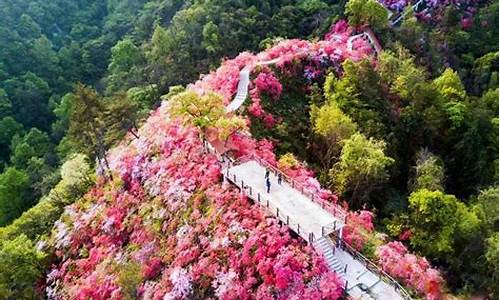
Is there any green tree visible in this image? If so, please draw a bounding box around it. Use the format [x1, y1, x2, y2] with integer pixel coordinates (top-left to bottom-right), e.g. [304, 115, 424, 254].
[485, 232, 499, 296]
[0, 89, 12, 118]
[10, 128, 52, 169]
[0, 168, 31, 226]
[168, 91, 226, 130]
[331, 132, 394, 207]
[67, 84, 104, 159]
[410, 149, 445, 192]
[433, 68, 467, 128]
[0, 117, 23, 163]
[345, 0, 388, 31]
[312, 102, 357, 169]
[407, 189, 480, 261]
[0, 234, 46, 299]
[106, 38, 145, 93]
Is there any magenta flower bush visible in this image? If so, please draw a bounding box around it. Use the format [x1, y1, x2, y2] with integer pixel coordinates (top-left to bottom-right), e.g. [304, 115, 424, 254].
[46, 113, 344, 299]
[377, 242, 444, 300]
[46, 19, 446, 300]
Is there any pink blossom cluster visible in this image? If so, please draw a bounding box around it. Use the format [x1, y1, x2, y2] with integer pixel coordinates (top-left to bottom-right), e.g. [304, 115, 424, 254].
[189, 20, 373, 127]
[341, 210, 444, 300]
[378, 0, 483, 26]
[342, 210, 375, 251]
[376, 242, 444, 300]
[248, 69, 283, 127]
[46, 109, 344, 299]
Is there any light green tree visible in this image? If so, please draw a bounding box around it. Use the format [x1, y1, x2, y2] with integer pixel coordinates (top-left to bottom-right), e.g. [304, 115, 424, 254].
[433, 68, 467, 128]
[0, 234, 46, 299]
[410, 149, 445, 192]
[331, 132, 394, 206]
[407, 189, 481, 260]
[345, 0, 388, 31]
[312, 102, 357, 168]
[0, 168, 31, 226]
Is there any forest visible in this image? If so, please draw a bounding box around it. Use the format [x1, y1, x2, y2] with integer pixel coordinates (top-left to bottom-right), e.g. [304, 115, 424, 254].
[0, 0, 497, 299]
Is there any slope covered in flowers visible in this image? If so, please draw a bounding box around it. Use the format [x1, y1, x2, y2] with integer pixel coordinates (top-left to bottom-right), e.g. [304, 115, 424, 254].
[46, 21, 445, 300]
[46, 106, 344, 299]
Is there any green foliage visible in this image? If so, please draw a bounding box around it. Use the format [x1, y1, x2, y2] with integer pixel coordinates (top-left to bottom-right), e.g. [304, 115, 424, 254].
[0, 168, 31, 226]
[0, 234, 47, 300]
[0, 117, 23, 163]
[410, 149, 445, 192]
[345, 0, 388, 31]
[485, 232, 498, 285]
[67, 84, 105, 158]
[10, 128, 52, 169]
[331, 132, 394, 207]
[0, 154, 92, 242]
[313, 103, 357, 141]
[117, 261, 143, 300]
[407, 189, 480, 260]
[311, 102, 357, 171]
[325, 61, 390, 139]
[169, 91, 225, 130]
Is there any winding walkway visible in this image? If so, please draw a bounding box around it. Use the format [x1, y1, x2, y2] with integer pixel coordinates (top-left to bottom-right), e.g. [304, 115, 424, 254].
[226, 58, 281, 112]
[219, 156, 411, 300]
[217, 31, 412, 299]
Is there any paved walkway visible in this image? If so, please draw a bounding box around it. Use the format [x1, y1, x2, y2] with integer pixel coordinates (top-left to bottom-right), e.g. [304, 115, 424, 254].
[223, 160, 344, 240]
[335, 248, 406, 300]
[222, 159, 411, 300]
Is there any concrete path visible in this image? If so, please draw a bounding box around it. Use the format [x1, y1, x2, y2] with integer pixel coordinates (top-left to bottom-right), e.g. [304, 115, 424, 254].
[226, 57, 283, 112]
[223, 159, 411, 300]
[334, 247, 407, 300]
[224, 160, 344, 240]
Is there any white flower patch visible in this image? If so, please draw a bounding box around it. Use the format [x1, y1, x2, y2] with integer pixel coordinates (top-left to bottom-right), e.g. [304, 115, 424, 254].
[212, 269, 237, 298]
[53, 220, 70, 249]
[176, 224, 191, 239]
[163, 267, 192, 300]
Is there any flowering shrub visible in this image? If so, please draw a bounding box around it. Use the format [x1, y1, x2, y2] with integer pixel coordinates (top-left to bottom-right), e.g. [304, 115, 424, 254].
[45, 18, 447, 300]
[46, 106, 344, 299]
[378, 0, 483, 24]
[189, 20, 373, 128]
[342, 210, 375, 251]
[376, 241, 444, 300]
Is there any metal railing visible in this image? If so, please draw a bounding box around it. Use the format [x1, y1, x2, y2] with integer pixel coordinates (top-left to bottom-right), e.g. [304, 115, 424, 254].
[204, 140, 414, 299]
[339, 239, 414, 300]
[237, 153, 347, 222]
[224, 166, 318, 244]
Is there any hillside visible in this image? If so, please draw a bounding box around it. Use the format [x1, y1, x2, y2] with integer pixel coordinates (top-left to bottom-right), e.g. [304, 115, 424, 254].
[0, 0, 498, 299]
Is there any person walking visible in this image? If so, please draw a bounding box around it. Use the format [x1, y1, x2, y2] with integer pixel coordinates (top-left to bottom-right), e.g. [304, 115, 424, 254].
[277, 173, 282, 185]
[266, 177, 271, 193]
[265, 169, 270, 179]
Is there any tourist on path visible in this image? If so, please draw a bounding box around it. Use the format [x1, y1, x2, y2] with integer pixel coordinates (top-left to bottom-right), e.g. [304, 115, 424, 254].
[265, 169, 270, 179]
[277, 173, 282, 185]
[266, 177, 271, 193]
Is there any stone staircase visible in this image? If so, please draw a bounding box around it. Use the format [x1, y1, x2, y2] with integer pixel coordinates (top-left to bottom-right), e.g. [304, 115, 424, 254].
[313, 236, 345, 275]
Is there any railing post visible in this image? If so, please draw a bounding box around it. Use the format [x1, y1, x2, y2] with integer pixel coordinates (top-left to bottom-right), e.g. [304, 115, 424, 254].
[266, 200, 269, 208]
[286, 216, 289, 225]
[257, 193, 261, 203]
[249, 186, 252, 195]
[322, 226, 325, 236]
[297, 224, 300, 235]
[276, 208, 279, 217]
[233, 174, 236, 182]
